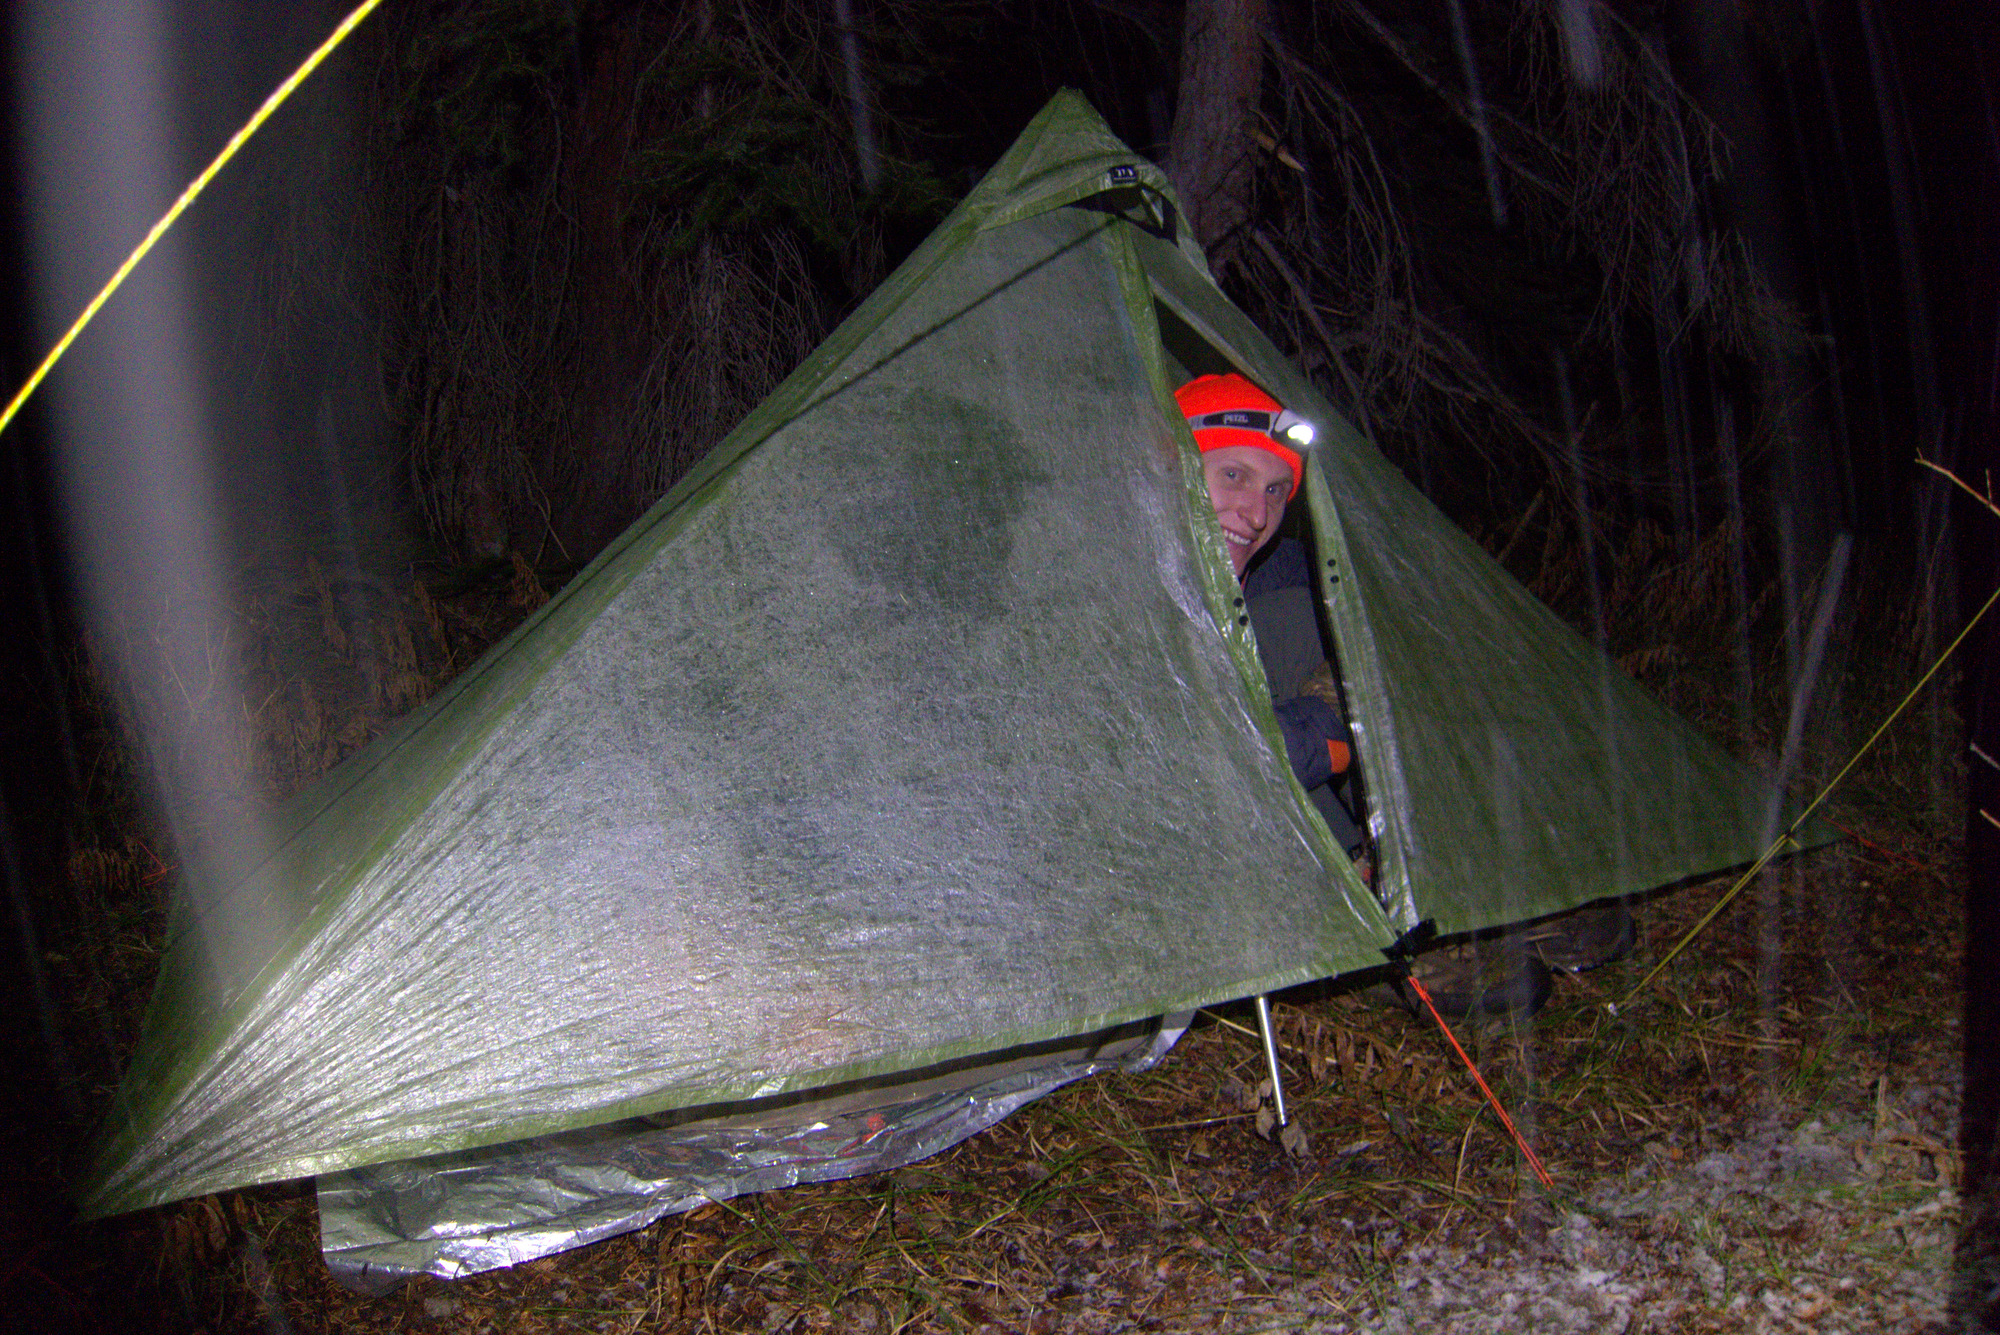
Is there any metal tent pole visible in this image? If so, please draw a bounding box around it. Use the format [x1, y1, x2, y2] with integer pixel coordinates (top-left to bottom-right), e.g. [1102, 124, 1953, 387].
[1254, 994, 1288, 1126]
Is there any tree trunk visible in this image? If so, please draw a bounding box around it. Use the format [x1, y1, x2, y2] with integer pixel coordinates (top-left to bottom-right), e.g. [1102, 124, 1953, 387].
[1165, 0, 1267, 267]
[555, 8, 642, 558]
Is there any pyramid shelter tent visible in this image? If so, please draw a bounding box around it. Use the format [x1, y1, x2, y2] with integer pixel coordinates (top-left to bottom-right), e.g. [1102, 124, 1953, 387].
[88, 94, 1791, 1273]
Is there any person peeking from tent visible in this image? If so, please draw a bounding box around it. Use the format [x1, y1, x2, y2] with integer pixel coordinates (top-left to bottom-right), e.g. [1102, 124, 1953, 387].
[1178, 375, 1360, 848]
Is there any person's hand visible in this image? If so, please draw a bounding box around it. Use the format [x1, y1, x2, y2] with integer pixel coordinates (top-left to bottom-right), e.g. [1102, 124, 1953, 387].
[1273, 696, 1352, 789]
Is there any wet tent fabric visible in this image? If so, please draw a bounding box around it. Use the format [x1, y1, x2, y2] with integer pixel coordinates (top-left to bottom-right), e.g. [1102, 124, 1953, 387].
[85, 91, 1793, 1229]
[84, 110, 1393, 1220]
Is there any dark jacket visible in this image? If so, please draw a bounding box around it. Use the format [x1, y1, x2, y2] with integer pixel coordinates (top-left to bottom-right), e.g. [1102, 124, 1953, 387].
[1245, 538, 1350, 790]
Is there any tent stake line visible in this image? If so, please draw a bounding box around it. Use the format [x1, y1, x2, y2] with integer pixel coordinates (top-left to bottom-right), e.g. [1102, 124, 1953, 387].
[1613, 573, 2000, 1015]
[1406, 976, 1555, 1190]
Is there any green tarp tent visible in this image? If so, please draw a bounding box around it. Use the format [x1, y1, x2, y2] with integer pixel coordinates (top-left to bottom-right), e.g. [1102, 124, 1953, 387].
[86, 93, 1789, 1279]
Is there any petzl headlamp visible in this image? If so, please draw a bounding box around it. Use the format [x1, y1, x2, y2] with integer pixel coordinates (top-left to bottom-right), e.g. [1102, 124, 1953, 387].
[1187, 407, 1316, 450]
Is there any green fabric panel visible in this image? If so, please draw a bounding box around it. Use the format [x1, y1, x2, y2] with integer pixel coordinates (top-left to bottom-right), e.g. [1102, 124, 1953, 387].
[1136, 231, 1791, 936]
[86, 205, 1393, 1218]
[114, 93, 1059, 1110]
[93, 460, 762, 1209]
[88, 91, 1182, 1214]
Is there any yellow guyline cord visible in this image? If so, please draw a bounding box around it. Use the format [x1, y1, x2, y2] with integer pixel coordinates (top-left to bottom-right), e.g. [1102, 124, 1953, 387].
[0, 0, 386, 441]
[1615, 551, 2000, 1014]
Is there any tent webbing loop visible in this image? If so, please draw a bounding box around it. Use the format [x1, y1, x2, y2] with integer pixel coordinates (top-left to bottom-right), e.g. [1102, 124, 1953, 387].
[0, 0, 385, 443]
[1614, 571, 2000, 1014]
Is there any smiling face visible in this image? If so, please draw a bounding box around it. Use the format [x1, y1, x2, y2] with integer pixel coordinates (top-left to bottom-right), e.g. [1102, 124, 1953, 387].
[1202, 444, 1295, 578]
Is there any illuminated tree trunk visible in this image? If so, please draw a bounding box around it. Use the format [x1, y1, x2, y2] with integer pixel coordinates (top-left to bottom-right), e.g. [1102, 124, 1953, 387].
[1165, 0, 1267, 268]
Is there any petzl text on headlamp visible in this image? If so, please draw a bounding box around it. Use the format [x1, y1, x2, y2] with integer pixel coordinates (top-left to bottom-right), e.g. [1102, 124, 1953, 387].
[1188, 408, 1315, 449]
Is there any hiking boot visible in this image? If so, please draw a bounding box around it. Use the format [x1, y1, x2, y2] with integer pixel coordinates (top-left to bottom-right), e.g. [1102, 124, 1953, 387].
[1392, 942, 1552, 1022]
[1513, 903, 1636, 974]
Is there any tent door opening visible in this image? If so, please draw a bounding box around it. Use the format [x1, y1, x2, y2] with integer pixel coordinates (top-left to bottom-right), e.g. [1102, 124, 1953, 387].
[1154, 298, 1371, 863]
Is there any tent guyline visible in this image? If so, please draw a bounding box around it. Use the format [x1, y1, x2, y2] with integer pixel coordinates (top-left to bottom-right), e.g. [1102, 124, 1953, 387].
[1228, 983, 1553, 1187]
[1613, 568, 2000, 1014]
[1369, 918, 1555, 1185]
[1405, 975, 1555, 1189]
[80, 92, 1813, 1284]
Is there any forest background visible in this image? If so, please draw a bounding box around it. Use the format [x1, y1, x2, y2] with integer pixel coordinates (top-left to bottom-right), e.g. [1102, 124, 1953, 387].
[1, 0, 1996, 1328]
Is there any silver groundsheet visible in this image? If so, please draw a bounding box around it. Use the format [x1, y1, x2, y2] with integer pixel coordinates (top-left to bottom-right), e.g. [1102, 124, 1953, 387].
[320, 1015, 1189, 1291]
